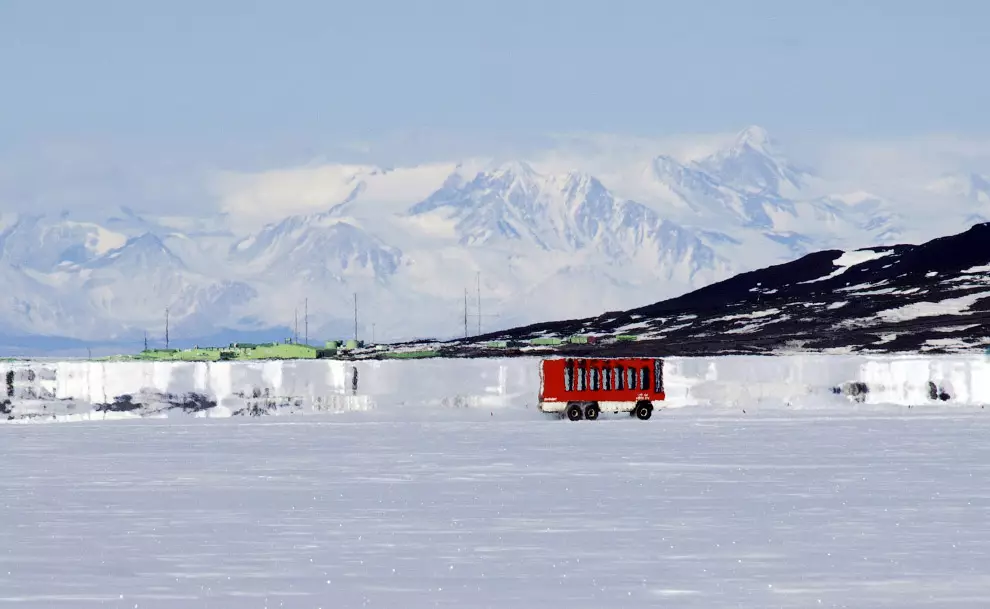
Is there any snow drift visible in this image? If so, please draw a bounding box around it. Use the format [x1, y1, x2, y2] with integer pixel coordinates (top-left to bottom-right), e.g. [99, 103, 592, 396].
[3, 353, 990, 423]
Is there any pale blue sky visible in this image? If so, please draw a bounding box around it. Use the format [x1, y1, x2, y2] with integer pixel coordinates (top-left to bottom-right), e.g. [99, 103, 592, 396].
[3, 0, 987, 141]
[1, 0, 988, 214]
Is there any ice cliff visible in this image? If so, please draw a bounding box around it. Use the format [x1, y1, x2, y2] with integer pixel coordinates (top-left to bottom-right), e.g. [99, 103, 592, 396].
[3, 354, 990, 423]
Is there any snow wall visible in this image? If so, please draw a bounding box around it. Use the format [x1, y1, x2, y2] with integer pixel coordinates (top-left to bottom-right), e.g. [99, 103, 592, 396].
[2, 354, 990, 423]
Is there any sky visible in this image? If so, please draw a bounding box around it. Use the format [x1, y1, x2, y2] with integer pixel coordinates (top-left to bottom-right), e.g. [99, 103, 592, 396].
[1, 0, 989, 216]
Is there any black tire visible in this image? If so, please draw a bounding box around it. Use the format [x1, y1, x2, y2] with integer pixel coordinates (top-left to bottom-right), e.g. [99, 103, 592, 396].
[635, 401, 653, 420]
[566, 402, 584, 421]
[584, 403, 599, 420]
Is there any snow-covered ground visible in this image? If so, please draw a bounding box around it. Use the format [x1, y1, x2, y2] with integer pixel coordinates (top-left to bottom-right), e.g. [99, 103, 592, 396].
[3, 409, 990, 608]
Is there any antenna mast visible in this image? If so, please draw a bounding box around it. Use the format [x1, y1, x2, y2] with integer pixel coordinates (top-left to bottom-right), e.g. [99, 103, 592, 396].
[464, 288, 469, 338]
[165, 307, 169, 349]
[353, 293, 358, 341]
[304, 298, 308, 345]
[144, 331, 148, 352]
[476, 272, 481, 335]
[294, 308, 298, 343]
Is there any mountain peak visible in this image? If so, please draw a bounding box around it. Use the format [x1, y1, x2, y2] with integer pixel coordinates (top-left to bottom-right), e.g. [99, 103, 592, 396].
[88, 232, 186, 270]
[694, 125, 807, 196]
[733, 125, 774, 152]
[486, 160, 539, 181]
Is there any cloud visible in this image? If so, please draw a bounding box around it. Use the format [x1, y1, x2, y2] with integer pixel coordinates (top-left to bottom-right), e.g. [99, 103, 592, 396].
[209, 160, 475, 230]
[805, 133, 990, 202]
[4, 128, 990, 235]
[0, 138, 214, 219]
[530, 130, 741, 174]
[205, 129, 747, 231]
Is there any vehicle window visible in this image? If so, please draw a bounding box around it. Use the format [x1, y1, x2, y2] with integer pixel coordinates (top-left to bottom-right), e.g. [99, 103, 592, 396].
[627, 366, 637, 389]
[640, 366, 650, 391]
[577, 361, 586, 391]
[603, 366, 612, 390]
[616, 365, 624, 390]
[564, 359, 574, 392]
[590, 367, 599, 391]
[653, 359, 664, 393]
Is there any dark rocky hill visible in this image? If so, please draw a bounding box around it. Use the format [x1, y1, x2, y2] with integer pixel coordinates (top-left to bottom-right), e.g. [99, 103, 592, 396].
[441, 222, 990, 357]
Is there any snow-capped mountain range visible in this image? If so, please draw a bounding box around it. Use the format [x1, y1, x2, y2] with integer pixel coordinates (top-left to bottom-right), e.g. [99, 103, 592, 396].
[1, 126, 987, 352]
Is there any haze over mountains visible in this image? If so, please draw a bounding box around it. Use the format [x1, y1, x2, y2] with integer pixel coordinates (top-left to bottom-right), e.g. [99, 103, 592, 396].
[1, 126, 988, 352]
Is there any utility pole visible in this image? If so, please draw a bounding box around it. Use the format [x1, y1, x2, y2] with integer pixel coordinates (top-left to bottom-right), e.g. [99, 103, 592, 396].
[294, 308, 298, 343]
[304, 298, 308, 346]
[372, 323, 376, 344]
[144, 331, 148, 352]
[353, 293, 358, 342]
[464, 288, 469, 338]
[476, 272, 482, 335]
[165, 307, 169, 349]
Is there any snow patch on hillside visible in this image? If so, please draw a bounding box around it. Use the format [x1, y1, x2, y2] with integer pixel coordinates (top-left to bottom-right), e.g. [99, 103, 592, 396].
[875, 292, 987, 323]
[801, 248, 892, 284]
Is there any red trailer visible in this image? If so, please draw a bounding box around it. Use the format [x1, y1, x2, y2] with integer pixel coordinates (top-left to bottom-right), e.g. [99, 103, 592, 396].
[538, 357, 665, 421]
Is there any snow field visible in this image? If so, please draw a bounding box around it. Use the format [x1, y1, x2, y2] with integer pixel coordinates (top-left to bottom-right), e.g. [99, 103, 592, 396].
[3, 412, 990, 608]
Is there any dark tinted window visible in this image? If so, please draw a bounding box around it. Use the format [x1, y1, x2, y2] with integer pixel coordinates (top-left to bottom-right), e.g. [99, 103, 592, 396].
[653, 359, 664, 394]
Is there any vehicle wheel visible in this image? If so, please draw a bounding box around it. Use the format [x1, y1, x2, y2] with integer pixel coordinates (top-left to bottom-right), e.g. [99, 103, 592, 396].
[584, 403, 599, 420]
[635, 401, 653, 420]
[566, 402, 584, 421]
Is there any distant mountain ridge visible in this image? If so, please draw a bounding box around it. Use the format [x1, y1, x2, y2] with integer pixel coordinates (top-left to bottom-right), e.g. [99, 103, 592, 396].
[0, 126, 985, 353]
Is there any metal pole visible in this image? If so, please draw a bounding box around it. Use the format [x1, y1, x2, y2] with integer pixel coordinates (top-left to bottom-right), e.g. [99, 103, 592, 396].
[476, 272, 481, 335]
[294, 308, 298, 343]
[304, 298, 308, 345]
[464, 288, 468, 338]
[165, 307, 169, 349]
[353, 293, 358, 341]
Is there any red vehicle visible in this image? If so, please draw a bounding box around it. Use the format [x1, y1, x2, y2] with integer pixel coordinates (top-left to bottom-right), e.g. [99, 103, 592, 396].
[538, 357, 665, 421]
